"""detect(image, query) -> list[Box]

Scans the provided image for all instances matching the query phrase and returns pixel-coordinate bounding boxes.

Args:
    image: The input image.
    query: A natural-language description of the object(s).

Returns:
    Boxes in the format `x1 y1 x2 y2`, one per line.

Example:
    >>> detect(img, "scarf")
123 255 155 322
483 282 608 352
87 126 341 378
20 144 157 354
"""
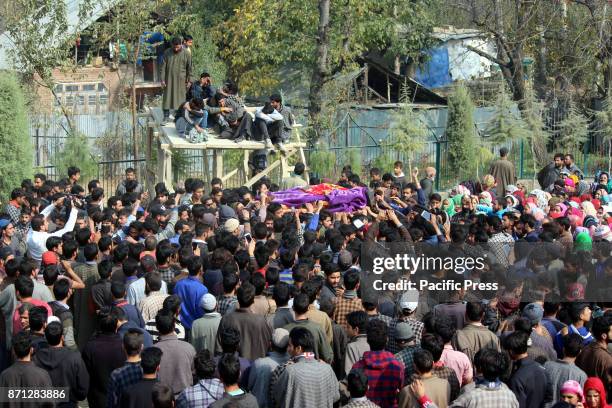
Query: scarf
497 296 520 317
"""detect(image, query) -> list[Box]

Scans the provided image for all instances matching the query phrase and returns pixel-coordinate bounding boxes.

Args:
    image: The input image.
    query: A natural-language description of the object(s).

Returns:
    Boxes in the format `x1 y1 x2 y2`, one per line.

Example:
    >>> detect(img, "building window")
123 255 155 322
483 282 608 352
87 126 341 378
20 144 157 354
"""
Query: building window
54 84 63 93
65 96 74 106
98 83 107 92
99 94 108 105
65 85 78 92
77 95 85 106
88 95 97 106
82 84 96 91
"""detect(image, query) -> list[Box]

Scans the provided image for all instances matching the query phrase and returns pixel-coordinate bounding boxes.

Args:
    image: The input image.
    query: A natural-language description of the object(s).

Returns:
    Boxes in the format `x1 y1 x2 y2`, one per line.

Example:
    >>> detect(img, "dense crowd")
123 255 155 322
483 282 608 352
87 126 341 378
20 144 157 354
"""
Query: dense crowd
0 143 610 408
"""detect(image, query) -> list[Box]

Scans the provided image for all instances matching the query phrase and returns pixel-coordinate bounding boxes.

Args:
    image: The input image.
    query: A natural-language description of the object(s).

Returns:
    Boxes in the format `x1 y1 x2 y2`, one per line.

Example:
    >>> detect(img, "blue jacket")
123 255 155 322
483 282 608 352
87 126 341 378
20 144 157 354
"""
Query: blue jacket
174 276 208 329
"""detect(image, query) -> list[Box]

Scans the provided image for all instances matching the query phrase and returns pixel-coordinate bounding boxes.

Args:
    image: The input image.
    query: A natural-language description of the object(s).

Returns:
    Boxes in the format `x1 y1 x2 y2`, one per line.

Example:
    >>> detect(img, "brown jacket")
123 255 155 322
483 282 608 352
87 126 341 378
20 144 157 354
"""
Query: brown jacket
216 308 272 360
452 322 501 364
576 341 612 393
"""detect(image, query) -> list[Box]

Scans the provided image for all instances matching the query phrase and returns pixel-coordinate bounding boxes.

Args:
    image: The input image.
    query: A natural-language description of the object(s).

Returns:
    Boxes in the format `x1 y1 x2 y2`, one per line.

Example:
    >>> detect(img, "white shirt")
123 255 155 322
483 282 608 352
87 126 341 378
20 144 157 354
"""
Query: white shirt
127 276 168 306
27 205 78 262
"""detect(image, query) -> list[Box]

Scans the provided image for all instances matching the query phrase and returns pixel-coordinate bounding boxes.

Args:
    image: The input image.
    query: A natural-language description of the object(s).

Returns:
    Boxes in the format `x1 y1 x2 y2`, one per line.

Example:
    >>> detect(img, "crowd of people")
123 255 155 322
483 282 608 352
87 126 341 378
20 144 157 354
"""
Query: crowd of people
0 141 610 408
160 36 294 153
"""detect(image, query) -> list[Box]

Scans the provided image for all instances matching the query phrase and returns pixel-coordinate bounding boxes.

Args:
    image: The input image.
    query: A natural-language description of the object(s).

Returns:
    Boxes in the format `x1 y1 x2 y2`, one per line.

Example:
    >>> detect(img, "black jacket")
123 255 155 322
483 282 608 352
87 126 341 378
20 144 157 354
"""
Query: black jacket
82 333 126 408
508 357 552 408
34 346 89 407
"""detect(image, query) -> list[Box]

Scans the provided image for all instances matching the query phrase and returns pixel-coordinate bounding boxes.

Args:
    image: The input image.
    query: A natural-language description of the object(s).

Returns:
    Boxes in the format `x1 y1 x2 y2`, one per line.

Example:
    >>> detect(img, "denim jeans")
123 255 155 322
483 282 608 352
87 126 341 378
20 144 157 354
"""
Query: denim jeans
176 111 208 137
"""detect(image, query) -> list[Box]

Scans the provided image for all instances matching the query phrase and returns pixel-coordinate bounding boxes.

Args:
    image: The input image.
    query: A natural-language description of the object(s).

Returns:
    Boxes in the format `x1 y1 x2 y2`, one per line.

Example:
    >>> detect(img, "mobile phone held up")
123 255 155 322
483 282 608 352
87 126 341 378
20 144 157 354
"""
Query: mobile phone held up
244 233 252 243
420 210 431 221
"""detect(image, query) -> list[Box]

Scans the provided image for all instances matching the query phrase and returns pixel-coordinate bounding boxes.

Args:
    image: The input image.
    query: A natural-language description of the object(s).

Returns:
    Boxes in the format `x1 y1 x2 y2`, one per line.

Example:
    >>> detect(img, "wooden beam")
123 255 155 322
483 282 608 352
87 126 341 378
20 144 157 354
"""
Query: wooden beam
221 168 239 183
294 127 309 184
212 149 224 179
243 150 250 184
245 159 282 188
244 149 298 188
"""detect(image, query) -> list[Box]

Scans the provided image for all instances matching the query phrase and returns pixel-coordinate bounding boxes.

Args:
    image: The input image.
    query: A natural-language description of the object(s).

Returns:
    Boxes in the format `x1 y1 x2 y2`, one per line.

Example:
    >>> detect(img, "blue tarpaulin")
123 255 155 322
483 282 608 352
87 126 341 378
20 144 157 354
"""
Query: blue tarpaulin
415 47 452 89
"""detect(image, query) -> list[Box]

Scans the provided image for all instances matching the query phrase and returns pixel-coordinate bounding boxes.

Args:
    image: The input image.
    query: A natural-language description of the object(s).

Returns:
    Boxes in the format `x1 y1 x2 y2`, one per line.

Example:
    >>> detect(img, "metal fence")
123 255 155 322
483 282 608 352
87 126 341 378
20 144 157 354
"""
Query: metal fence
305 108 606 192
29 112 150 194
29 105 609 194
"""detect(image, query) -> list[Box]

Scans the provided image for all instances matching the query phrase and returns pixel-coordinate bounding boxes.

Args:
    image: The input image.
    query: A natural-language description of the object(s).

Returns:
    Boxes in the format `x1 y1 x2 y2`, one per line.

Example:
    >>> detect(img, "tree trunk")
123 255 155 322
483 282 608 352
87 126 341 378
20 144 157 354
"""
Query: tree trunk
131 38 141 166
308 0 331 142
534 6 548 99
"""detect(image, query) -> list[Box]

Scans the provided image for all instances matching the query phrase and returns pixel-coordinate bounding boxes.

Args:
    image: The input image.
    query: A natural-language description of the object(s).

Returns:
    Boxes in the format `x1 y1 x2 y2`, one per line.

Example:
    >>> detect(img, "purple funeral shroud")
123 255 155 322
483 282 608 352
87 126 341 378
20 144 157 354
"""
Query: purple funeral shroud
271 186 368 213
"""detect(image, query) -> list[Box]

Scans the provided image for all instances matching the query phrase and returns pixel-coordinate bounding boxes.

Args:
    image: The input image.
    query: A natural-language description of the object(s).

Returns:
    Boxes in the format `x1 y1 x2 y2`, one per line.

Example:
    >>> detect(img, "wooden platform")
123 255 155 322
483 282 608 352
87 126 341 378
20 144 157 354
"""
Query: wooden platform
147 107 308 188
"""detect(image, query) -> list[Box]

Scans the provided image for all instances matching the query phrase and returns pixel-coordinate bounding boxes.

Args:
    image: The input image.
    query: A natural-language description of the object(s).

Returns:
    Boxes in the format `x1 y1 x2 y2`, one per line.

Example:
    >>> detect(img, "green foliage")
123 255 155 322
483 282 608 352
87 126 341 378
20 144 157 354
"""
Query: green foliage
476 146 495 177
218 0 436 94
593 96 612 145
0 73 33 200
485 85 529 145
3 0 71 82
389 90 428 170
309 149 336 179
53 132 97 183
342 149 362 177
371 150 396 174
522 87 552 177
446 85 476 182
172 150 192 183
558 102 589 153
165 13 227 86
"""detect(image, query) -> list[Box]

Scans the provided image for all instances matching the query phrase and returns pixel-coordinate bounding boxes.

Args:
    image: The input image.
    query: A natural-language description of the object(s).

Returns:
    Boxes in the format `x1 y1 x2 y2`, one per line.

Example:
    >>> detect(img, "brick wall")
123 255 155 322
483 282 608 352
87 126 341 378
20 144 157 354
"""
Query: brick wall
35 65 140 114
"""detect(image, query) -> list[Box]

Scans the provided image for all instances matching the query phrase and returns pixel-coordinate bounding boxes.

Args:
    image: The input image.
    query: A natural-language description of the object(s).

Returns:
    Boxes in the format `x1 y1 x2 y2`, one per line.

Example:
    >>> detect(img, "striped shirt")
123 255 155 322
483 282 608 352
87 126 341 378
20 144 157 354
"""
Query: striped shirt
145 318 186 342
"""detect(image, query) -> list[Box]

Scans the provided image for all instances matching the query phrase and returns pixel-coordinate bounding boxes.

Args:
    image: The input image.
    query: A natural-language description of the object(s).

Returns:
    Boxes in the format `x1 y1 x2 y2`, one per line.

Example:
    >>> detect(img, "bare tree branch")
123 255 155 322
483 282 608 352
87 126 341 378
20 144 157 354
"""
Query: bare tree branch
466 44 510 67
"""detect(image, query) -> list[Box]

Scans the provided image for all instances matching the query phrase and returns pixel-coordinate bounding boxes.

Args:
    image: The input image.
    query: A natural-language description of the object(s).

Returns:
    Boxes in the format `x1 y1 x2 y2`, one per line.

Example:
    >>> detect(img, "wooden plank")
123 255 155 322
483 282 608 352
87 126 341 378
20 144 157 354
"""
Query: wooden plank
245 159 282 188
243 150 250 184
214 150 223 178
294 127 310 184
221 168 239 183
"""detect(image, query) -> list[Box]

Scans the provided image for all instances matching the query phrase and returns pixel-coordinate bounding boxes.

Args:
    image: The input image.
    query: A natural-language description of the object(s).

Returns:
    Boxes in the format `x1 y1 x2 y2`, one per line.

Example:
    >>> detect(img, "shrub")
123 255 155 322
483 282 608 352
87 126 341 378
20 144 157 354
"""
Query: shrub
0 73 33 200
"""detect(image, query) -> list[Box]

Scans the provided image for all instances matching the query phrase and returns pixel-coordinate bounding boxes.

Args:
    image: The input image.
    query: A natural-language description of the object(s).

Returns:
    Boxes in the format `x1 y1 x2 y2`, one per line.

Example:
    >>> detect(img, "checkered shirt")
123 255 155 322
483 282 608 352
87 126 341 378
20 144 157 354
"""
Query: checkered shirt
176 378 225 408
139 292 169 322
217 295 238 316
158 266 177 286
4 203 20 226
352 351 404 408
343 398 381 408
368 313 393 330
333 296 364 329
107 362 143 408
395 345 421 382
387 317 424 354
488 232 514 267
268 354 314 407
450 381 519 407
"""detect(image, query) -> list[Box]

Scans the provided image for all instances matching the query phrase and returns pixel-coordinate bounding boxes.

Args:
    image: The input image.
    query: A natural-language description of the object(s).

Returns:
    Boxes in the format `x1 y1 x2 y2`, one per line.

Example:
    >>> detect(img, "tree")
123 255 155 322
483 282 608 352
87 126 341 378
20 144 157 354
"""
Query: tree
557 102 589 153
90 0 161 163
389 83 428 171
485 85 529 145
52 132 97 183
2 0 94 132
446 85 477 182
522 87 552 182
218 0 436 139
0 73 33 200
593 96 612 173
165 10 227 85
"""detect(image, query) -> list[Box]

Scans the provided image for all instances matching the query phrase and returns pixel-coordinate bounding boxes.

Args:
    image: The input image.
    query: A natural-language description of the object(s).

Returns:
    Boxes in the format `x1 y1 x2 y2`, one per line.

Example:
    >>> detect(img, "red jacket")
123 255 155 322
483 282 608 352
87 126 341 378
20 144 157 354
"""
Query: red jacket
352 350 405 408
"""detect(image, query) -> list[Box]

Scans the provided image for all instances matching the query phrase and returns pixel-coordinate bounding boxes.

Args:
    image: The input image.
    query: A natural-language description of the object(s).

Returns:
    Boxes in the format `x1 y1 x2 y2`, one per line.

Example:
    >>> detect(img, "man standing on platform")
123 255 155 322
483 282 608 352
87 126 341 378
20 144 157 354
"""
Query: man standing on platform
160 37 192 125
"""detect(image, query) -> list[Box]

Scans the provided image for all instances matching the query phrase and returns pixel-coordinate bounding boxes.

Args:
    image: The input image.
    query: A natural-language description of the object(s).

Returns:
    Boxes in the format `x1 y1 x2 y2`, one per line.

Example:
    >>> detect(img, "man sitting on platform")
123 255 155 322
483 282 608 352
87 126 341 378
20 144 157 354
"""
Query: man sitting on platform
209 80 252 143
254 102 285 153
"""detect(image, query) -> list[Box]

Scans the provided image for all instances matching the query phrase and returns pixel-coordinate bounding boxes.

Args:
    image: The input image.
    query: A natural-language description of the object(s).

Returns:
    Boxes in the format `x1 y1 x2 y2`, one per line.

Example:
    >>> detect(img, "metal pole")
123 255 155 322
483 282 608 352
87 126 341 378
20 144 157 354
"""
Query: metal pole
519 139 524 179
435 141 441 191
